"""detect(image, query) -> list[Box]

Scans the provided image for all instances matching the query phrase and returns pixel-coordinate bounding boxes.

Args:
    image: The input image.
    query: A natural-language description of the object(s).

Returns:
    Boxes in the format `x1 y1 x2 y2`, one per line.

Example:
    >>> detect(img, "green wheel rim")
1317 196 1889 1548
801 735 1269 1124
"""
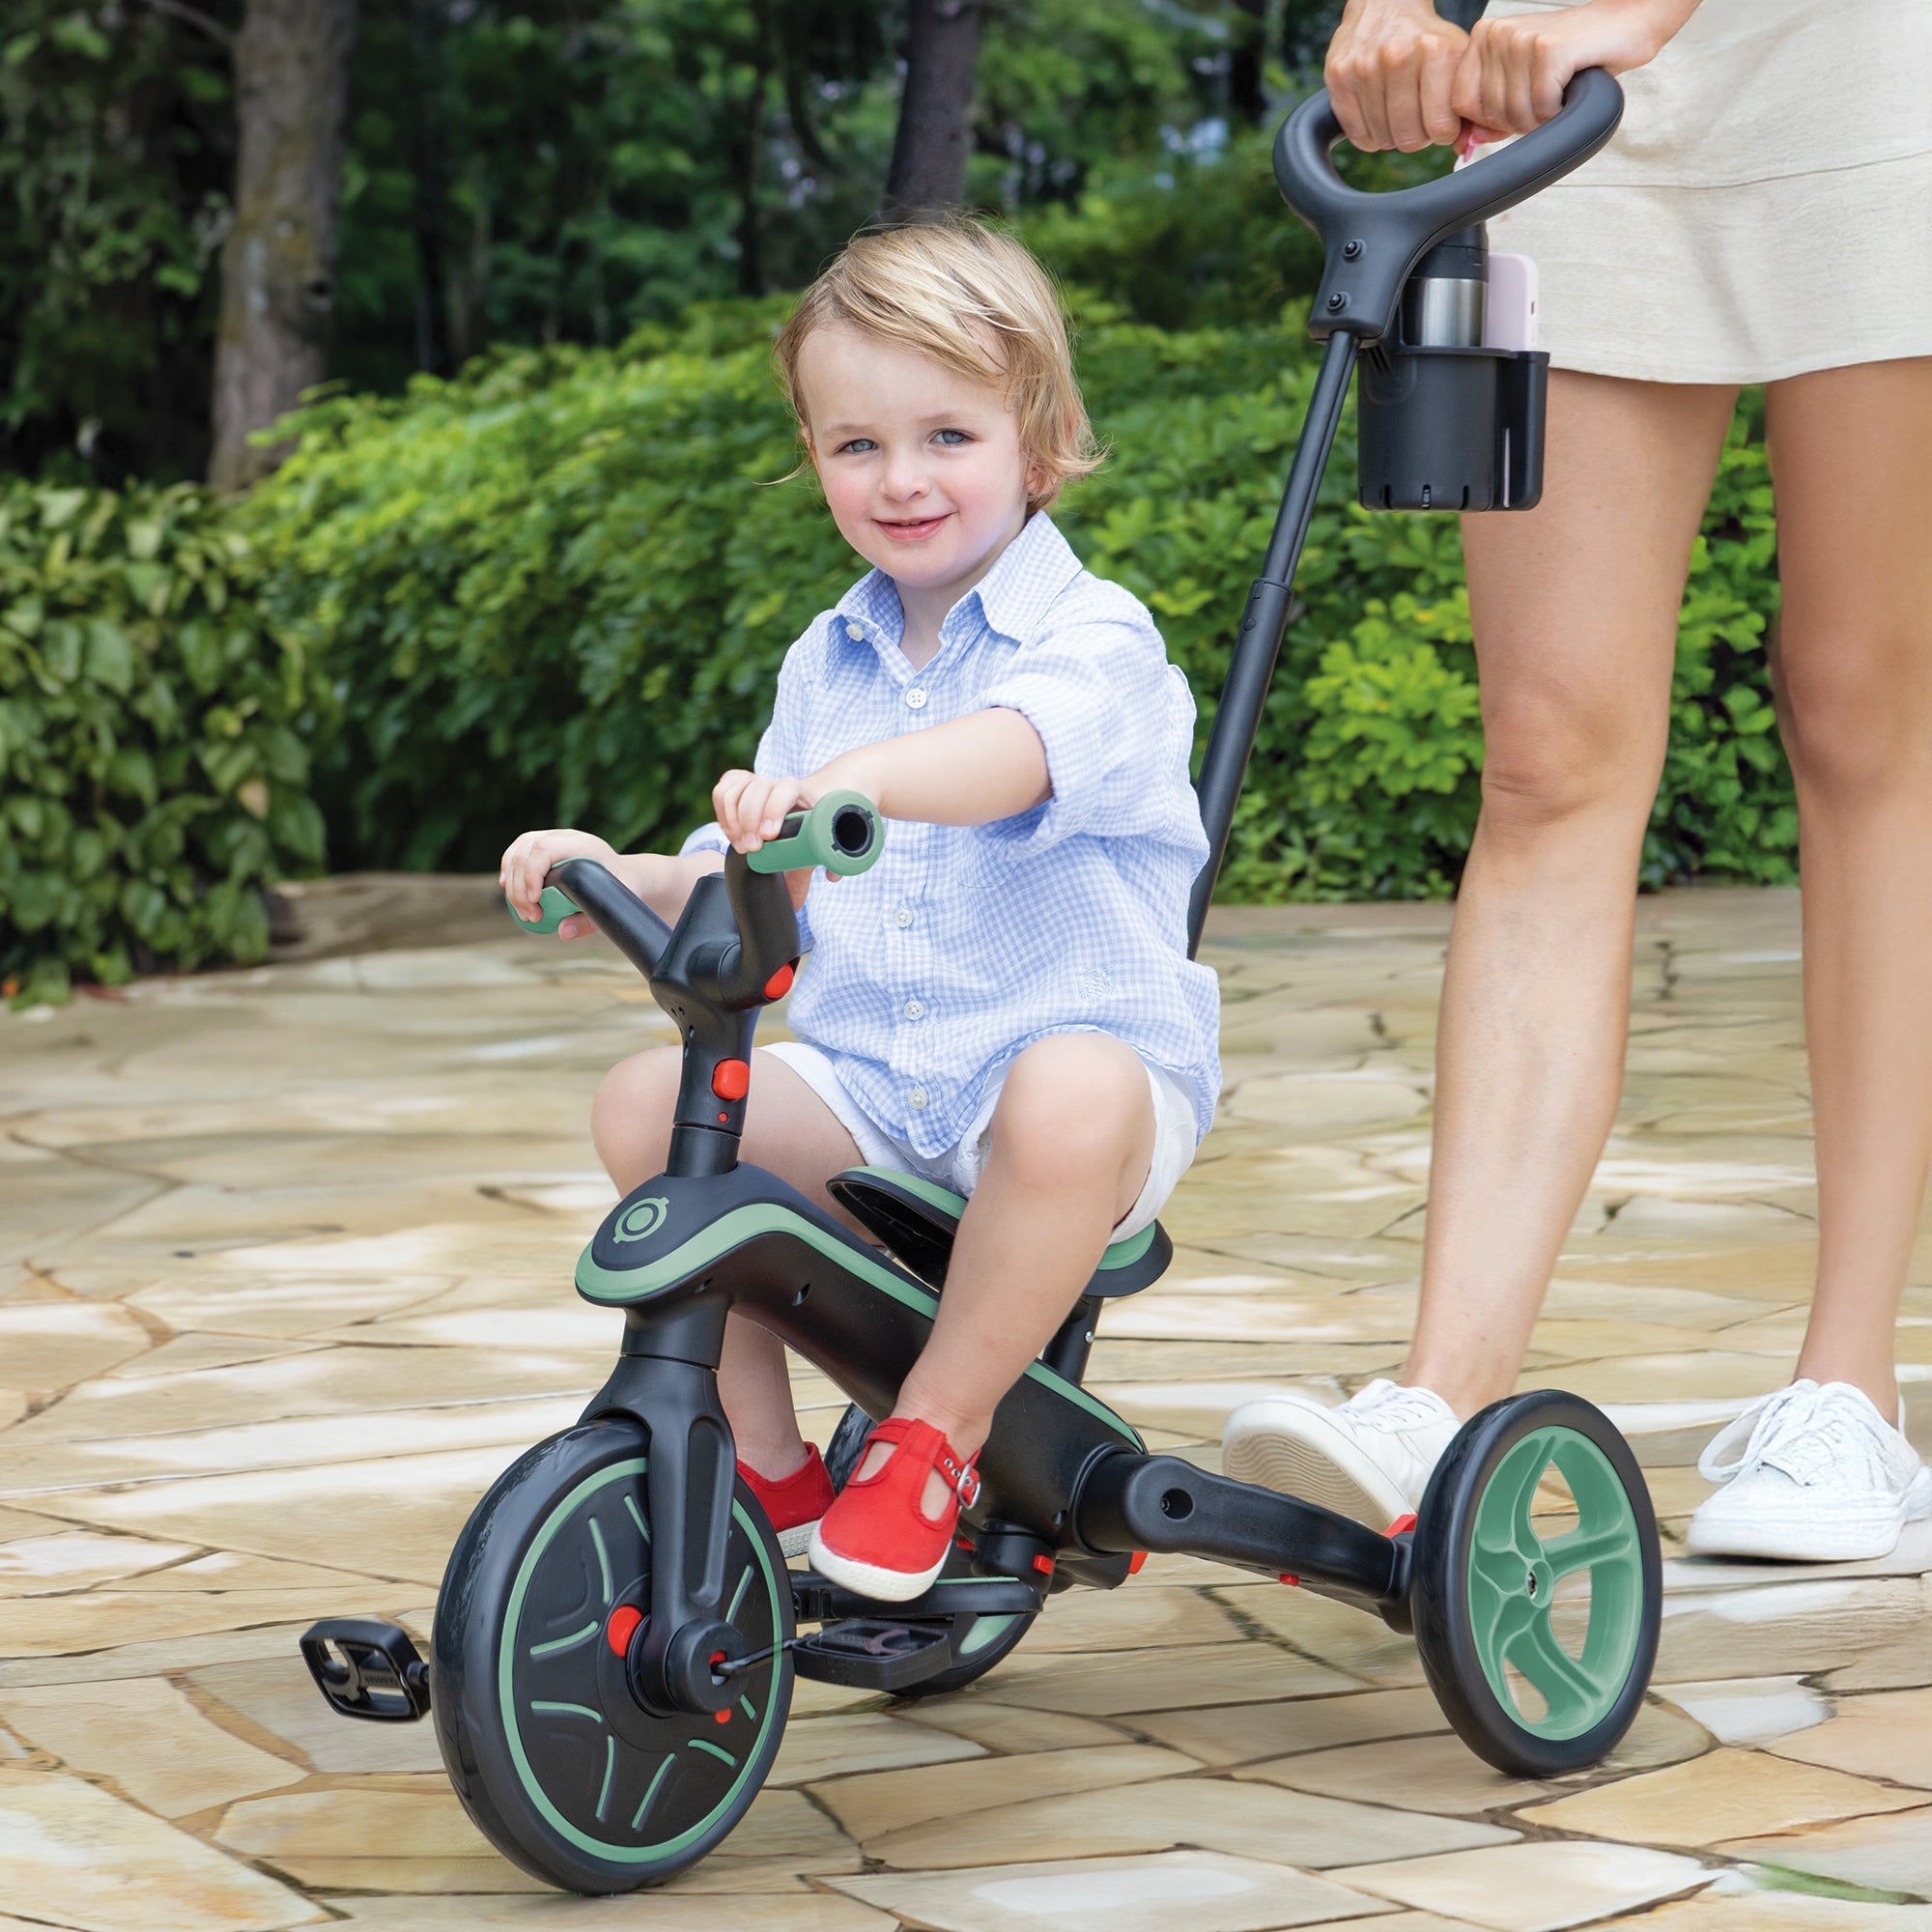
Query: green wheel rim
497 1457 786 1863
1466 1424 1646 1741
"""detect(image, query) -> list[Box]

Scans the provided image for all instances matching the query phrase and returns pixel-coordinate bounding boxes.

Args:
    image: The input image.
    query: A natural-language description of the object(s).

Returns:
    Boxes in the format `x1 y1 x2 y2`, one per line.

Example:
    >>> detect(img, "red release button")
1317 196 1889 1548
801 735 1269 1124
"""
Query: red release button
764 962 795 1001
712 1059 750 1101
605 1605 643 1658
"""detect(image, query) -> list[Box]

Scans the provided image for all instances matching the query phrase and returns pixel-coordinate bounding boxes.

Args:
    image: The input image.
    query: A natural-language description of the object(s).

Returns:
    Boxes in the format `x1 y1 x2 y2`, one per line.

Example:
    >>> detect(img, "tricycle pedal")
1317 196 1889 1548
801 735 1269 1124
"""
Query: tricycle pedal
792 1619 954 1691
789 1568 1041 1623
300 1618 432 1721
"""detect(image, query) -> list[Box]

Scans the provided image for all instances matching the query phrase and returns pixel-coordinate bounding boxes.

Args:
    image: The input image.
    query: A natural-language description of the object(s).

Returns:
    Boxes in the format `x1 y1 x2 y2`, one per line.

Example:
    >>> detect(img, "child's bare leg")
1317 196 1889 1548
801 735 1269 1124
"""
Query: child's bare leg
590 1044 866 1478
881 1034 1158 1510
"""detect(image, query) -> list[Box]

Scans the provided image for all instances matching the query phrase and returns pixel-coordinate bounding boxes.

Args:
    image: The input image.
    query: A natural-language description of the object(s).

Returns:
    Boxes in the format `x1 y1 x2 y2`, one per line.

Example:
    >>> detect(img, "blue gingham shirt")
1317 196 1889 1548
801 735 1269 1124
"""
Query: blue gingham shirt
682 511 1220 1158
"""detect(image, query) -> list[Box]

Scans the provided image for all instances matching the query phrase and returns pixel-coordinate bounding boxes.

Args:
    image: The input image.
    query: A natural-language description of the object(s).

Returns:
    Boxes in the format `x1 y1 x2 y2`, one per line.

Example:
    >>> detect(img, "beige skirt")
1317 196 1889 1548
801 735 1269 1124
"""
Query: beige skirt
1467 0 1932 384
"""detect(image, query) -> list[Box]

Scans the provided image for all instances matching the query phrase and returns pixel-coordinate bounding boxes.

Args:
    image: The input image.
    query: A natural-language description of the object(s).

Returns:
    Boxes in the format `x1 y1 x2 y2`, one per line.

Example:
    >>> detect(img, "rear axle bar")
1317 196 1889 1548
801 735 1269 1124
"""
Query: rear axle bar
1071 1451 1412 1629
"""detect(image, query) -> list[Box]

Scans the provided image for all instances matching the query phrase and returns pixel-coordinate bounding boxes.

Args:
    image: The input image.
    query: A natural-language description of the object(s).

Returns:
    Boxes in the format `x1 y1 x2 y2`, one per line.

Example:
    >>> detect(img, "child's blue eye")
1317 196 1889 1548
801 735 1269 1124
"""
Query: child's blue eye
934 429 970 446
838 438 877 455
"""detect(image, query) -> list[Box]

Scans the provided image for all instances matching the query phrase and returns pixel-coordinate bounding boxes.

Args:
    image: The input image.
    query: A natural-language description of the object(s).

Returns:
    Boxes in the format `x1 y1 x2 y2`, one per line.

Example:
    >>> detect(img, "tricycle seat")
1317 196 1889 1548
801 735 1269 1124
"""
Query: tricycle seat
827 1165 1171 1297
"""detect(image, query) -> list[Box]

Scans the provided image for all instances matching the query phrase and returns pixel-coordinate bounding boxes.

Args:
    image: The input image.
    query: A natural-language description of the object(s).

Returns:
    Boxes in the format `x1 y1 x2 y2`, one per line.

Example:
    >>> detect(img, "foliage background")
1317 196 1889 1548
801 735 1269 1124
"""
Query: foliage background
245 303 1788 900
1 0 1799 997
0 480 324 1001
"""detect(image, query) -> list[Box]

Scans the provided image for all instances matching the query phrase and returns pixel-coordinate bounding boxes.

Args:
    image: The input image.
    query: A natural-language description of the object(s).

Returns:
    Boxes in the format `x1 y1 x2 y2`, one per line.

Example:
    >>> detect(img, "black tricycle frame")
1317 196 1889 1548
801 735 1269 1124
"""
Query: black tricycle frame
301 71 1661 1894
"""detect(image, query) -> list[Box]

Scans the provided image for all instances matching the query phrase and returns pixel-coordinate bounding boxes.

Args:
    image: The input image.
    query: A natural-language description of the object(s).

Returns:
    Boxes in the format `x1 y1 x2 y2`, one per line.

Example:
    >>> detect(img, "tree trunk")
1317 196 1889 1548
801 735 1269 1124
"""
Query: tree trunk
883 0 983 215
732 0 773 297
408 0 453 377
1230 0 1268 125
208 0 358 492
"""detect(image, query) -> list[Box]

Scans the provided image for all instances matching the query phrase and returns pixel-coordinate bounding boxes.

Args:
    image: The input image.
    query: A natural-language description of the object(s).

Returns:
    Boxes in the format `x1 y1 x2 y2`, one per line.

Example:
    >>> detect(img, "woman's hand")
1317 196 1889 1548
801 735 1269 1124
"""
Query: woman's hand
1455 0 1693 140
498 827 617 939
1325 0 1471 153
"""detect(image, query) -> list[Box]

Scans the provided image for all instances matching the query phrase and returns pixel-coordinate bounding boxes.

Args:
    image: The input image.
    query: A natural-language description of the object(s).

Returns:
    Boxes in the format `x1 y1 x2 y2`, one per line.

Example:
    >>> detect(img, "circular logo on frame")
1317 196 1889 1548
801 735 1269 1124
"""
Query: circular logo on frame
611 1195 670 1245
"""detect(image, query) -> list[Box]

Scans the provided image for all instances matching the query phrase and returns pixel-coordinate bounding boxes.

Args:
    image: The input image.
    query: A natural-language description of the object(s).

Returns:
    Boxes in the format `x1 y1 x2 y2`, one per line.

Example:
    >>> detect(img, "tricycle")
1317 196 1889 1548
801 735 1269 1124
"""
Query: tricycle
300 70 1660 1894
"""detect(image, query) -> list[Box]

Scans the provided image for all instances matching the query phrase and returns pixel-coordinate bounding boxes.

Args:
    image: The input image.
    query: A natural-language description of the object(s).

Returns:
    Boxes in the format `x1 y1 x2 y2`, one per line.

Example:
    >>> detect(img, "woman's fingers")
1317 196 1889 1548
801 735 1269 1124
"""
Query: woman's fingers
1326 2 1467 153
1418 48 1462 150
1457 16 1604 136
1503 29 1541 132
1528 30 1570 124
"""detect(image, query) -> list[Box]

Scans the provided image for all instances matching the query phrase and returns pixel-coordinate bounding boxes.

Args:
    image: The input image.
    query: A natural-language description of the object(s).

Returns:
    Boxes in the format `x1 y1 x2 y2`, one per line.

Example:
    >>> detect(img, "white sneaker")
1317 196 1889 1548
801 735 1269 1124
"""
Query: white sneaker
1222 1379 1461 1528
1688 1378 1932 1562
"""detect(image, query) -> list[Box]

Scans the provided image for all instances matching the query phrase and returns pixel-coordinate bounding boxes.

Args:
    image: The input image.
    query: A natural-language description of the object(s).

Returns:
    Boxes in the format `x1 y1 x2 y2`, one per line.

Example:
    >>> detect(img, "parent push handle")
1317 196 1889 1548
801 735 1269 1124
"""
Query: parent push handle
1186 71 1623 955
1278 67 1624 344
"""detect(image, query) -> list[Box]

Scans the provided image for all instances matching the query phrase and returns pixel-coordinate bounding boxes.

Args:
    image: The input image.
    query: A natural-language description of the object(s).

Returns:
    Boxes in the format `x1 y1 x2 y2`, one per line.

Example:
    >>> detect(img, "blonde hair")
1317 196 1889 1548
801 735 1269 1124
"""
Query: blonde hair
773 218 1101 514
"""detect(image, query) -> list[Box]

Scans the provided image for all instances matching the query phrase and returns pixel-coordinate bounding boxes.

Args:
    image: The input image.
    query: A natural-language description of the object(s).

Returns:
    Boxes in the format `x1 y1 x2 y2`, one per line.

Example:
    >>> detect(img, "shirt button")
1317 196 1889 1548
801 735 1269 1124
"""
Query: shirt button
904 998 924 1019
909 1087 927 1109
905 687 927 710
894 907 913 928
844 620 863 640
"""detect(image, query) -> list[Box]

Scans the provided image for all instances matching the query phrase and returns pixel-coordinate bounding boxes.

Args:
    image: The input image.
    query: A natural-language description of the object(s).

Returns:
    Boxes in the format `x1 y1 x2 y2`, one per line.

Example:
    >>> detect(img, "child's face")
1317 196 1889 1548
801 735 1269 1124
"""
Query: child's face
798 324 1041 606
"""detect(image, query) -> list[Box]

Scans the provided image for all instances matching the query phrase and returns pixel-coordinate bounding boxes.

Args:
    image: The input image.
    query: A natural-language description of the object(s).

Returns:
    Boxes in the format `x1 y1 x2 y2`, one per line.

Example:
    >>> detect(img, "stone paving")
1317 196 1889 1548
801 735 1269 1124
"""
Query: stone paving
3 879 1931 1932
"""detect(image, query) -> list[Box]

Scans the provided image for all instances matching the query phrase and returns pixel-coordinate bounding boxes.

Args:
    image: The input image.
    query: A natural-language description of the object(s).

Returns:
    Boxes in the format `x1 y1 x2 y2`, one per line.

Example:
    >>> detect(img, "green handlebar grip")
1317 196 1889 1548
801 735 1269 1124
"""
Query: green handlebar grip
745 789 883 878
509 884 581 936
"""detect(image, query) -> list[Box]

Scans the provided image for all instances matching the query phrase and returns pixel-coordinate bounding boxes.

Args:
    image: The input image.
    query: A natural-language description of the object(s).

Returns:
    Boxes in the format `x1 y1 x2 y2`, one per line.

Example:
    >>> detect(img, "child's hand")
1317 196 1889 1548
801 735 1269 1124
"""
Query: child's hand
498 827 617 939
716 762 885 910
713 769 827 854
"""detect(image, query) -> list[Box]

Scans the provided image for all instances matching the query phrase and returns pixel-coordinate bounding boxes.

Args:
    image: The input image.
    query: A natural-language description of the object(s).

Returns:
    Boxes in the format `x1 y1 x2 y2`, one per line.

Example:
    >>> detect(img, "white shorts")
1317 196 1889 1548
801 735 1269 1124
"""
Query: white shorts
761 1038 1198 1241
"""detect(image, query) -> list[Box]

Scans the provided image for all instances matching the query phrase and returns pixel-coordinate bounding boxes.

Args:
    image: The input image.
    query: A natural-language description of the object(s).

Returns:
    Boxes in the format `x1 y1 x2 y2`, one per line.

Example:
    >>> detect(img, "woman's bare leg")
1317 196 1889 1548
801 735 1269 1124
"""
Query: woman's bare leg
1404 371 1740 1413
1765 357 1932 1418
590 1045 866 1477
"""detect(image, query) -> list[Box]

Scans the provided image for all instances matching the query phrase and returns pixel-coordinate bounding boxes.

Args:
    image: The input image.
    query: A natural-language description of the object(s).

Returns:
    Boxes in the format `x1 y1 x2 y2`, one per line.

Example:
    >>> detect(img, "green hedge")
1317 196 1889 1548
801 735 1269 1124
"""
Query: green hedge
249 302 1790 899
0 481 325 1002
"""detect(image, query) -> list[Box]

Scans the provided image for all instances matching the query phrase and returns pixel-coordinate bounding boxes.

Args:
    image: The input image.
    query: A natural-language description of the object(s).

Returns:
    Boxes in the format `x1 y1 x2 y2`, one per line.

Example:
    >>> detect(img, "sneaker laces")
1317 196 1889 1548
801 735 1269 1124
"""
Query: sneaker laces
1698 1380 1900 1491
1345 1379 1453 1435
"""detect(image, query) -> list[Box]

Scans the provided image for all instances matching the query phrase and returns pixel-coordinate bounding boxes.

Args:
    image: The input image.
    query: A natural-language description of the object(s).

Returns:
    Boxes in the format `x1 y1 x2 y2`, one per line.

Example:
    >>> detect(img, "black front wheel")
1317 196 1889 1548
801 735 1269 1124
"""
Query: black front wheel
1409 1389 1661 1778
433 1419 793 1893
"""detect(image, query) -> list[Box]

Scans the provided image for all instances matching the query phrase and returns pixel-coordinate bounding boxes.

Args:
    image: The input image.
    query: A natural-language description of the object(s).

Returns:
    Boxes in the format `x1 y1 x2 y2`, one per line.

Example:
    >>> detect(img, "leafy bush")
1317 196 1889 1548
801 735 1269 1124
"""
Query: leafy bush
245 310 848 873
247 302 1790 899
1073 348 1789 898
0 481 325 1002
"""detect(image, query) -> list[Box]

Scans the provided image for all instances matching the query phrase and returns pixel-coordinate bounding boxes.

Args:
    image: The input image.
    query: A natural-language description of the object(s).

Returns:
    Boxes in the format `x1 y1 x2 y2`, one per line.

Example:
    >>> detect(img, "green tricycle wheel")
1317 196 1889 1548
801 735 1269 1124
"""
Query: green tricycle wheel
1408 1389 1661 1778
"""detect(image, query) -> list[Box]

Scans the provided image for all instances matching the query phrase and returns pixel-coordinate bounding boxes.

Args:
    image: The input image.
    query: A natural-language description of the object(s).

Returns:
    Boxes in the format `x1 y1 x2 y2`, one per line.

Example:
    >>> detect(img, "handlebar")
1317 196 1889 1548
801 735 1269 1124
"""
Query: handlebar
508 858 675 980
744 790 882 879
505 794 885 988
1275 67 1624 344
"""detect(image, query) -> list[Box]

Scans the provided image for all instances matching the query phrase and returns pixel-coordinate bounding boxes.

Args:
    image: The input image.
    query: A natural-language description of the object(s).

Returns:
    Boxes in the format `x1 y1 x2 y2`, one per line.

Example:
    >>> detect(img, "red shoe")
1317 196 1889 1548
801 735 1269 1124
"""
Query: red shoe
807 1418 980 1603
737 1444 834 1558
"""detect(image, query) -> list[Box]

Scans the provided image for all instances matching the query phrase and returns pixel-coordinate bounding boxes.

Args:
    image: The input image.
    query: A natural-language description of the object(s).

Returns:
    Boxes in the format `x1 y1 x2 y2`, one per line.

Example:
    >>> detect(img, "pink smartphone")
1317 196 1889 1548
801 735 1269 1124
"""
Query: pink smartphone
1483 252 1540 352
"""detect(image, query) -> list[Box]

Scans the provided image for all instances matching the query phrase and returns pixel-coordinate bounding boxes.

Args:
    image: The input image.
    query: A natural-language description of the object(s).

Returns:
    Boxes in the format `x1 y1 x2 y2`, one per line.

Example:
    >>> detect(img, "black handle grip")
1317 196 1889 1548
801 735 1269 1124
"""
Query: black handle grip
1276 68 1624 342
722 818 806 1006
547 857 674 980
